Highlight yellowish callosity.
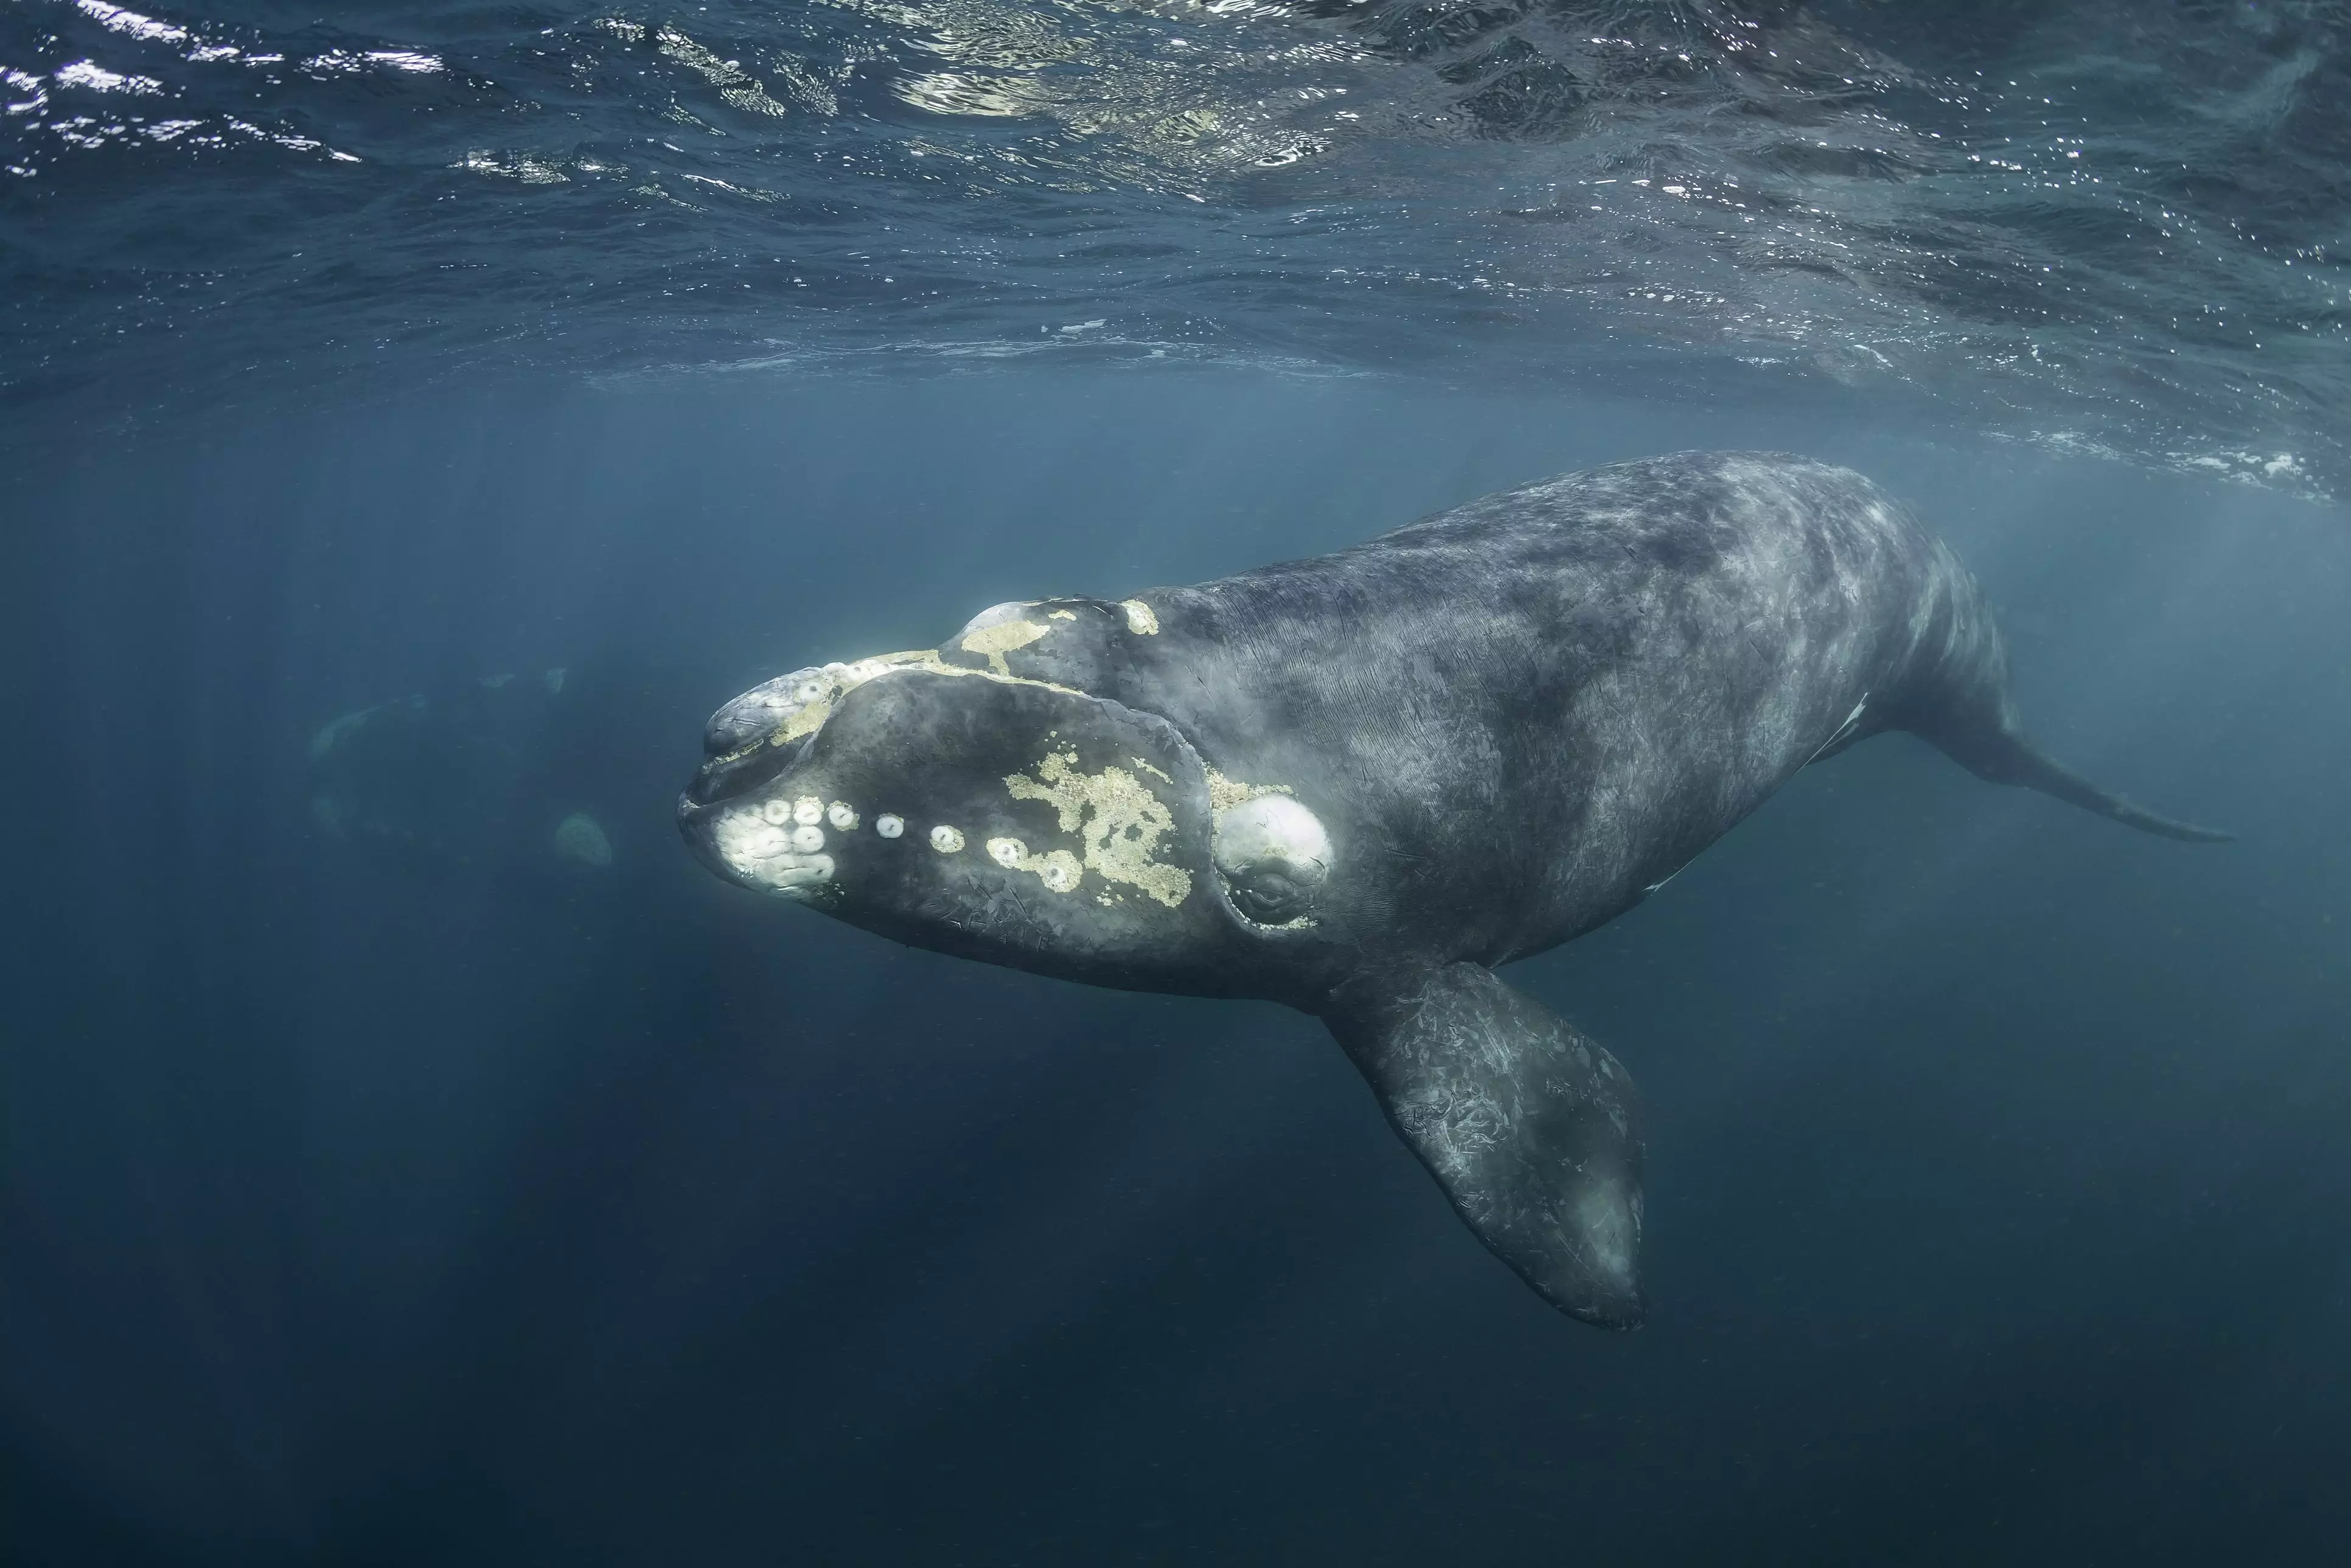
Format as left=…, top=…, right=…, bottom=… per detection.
left=890, top=650, right=1082, bottom=698
left=704, top=647, right=1092, bottom=770
left=958, top=617, right=1051, bottom=675
left=696, top=650, right=927, bottom=764
left=986, top=835, right=1083, bottom=894
left=1006, top=746, right=1191, bottom=908
left=779, top=700, right=831, bottom=741
left=1203, top=767, right=1293, bottom=812
left=1120, top=599, right=1159, bottom=636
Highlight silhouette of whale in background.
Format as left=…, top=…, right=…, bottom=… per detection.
left=309, top=666, right=647, bottom=875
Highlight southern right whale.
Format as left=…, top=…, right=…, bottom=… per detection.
left=677, top=451, right=2227, bottom=1327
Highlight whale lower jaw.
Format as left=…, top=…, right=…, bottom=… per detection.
left=694, top=795, right=838, bottom=900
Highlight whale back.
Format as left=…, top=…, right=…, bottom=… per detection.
left=968, top=453, right=1981, bottom=971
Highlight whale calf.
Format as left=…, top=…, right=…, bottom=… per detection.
left=678, top=452, right=2225, bottom=1327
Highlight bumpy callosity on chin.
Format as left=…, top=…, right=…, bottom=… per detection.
left=711, top=800, right=834, bottom=895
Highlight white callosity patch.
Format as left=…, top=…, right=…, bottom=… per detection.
left=1213, top=794, right=1329, bottom=877
left=1004, top=745, right=1190, bottom=908
left=711, top=799, right=835, bottom=899
left=986, top=835, right=1083, bottom=894
left=793, top=796, right=824, bottom=826
left=1119, top=599, right=1158, bottom=635
left=827, top=801, right=859, bottom=831
left=1211, top=793, right=1331, bottom=926
left=930, top=824, right=966, bottom=853
left=876, top=814, right=905, bottom=839
left=552, top=812, right=614, bottom=868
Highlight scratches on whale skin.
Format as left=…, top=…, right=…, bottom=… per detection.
left=970, top=883, right=1051, bottom=943
left=911, top=884, right=1050, bottom=949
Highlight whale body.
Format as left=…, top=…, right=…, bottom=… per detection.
left=678, top=452, right=2225, bottom=1327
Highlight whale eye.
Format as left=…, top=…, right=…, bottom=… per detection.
left=1212, top=794, right=1331, bottom=928
left=1225, top=863, right=1311, bottom=924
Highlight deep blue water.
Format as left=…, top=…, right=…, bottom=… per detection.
left=7, top=3, right=2351, bottom=1564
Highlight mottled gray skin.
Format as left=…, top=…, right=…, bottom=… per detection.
left=680, top=451, right=2224, bottom=1328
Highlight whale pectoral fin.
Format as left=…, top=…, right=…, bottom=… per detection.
left=1324, top=963, right=1646, bottom=1328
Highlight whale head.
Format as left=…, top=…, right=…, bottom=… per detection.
left=678, top=643, right=1336, bottom=999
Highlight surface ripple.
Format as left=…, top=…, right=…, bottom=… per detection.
left=2, top=0, right=2345, bottom=492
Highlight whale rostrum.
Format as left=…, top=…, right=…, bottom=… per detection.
left=678, top=451, right=2229, bottom=1327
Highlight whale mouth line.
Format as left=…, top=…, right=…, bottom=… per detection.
left=684, top=732, right=806, bottom=810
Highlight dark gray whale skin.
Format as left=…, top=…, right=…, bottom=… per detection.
left=678, top=451, right=2226, bottom=1328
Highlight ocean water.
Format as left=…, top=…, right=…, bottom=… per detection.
left=6, top=3, right=2351, bottom=1565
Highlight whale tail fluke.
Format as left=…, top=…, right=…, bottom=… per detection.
left=1324, top=964, right=1646, bottom=1329
left=1934, top=723, right=2235, bottom=843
